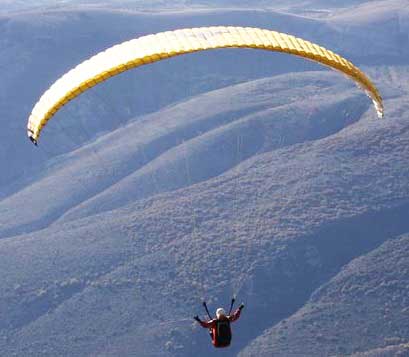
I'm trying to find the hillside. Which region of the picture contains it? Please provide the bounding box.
[1,74,409,355]
[0,6,324,189]
[241,235,409,356]
[1,1,408,356]
[0,72,368,238]
[0,1,403,188]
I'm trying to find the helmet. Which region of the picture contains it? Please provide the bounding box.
[216,308,226,319]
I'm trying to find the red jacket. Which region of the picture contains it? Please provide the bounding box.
[199,308,241,347]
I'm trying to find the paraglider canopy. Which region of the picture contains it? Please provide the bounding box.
[27,26,384,144]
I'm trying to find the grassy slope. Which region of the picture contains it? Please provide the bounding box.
[241,235,409,356]
[1,86,409,355]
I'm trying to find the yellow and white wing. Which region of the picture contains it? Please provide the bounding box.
[27,26,384,144]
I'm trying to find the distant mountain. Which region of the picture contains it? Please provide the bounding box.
[0,6,327,189]
[0,1,404,189]
[0,0,386,13]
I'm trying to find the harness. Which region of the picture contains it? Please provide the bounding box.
[213,319,232,347]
